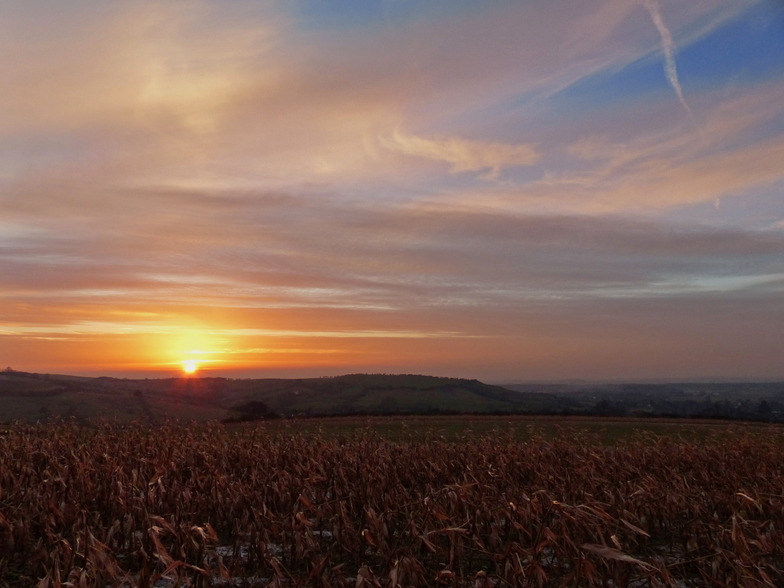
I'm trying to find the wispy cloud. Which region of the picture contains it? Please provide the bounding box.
[642,0,692,115]
[1,0,781,380]
[556,81,784,212]
[382,129,539,179]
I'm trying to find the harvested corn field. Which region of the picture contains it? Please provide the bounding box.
[1,419,783,587]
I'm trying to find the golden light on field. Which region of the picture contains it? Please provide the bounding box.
[182,359,199,375]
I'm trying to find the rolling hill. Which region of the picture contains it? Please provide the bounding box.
[0,370,561,423]
[3,370,781,424]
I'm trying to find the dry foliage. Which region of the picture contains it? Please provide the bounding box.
[0,421,783,587]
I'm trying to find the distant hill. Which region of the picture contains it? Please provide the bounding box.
[231,373,563,416]
[0,370,562,423]
[2,370,781,424]
[504,381,784,422]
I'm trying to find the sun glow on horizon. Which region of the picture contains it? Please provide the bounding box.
[182,359,199,375]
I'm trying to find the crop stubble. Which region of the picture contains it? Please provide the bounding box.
[0,419,782,587]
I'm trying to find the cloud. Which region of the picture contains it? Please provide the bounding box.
[642,0,692,115]
[547,81,784,212]
[381,129,539,178]
[8,180,781,318]
[0,0,750,196]
[0,0,780,379]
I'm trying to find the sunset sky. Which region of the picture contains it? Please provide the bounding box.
[2,0,783,382]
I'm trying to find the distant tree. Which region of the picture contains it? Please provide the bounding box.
[379,396,400,413]
[223,400,281,422]
[756,399,772,421]
[593,398,625,416]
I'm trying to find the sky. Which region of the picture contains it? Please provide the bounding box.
[1,0,783,382]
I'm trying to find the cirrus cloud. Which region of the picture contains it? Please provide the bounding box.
[381,128,539,179]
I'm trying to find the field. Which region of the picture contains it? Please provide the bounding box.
[1,417,783,587]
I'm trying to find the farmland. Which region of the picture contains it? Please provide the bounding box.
[2,370,782,424]
[1,417,782,587]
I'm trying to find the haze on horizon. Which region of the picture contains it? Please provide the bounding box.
[1,0,783,382]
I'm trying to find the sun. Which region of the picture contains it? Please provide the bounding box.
[182,359,199,375]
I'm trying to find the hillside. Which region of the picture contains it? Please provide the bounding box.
[504,381,784,421]
[3,370,781,424]
[0,370,560,423]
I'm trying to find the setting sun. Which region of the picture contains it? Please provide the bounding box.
[1,1,782,384]
[182,359,199,375]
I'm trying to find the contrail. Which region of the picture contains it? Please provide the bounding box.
[642,0,692,116]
